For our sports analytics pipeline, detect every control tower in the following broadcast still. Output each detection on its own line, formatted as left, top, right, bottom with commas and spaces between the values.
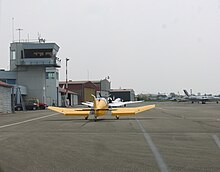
10, 41, 61, 104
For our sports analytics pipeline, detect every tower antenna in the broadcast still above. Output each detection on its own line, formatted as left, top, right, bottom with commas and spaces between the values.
16, 28, 23, 42
37, 32, 45, 43
12, 18, 15, 42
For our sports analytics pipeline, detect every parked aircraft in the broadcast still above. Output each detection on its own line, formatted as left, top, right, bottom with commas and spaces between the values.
82, 97, 143, 108
48, 95, 155, 121
183, 90, 220, 104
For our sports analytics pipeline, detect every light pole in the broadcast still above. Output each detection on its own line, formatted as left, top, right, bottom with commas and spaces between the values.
66, 58, 70, 90
65, 58, 70, 106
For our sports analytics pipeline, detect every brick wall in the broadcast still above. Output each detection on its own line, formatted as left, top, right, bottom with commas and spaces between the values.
0, 86, 12, 113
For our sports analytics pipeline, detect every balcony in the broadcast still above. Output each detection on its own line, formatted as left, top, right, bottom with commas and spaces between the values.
17, 57, 61, 67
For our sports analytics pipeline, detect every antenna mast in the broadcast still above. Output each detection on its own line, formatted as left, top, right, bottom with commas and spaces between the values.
12, 18, 15, 42
16, 28, 23, 42
38, 33, 45, 43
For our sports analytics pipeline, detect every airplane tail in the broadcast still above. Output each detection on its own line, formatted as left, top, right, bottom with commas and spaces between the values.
183, 90, 190, 97
91, 94, 97, 108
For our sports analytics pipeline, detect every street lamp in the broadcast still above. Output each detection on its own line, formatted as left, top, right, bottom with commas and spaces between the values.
65, 58, 70, 106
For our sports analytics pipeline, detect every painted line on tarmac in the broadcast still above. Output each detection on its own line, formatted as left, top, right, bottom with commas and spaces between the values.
136, 118, 169, 172
212, 134, 220, 149
156, 107, 169, 111
0, 113, 59, 129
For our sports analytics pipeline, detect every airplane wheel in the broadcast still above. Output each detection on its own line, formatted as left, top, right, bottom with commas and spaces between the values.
85, 116, 88, 120
116, 115, 119, 120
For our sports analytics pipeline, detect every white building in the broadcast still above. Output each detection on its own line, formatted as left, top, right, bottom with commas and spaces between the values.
0, 81, 13, 113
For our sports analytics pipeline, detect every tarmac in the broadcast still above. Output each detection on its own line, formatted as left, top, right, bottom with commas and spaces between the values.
0, 102, 220, 172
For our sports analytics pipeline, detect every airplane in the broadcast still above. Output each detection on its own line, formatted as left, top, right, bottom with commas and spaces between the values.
183, 90, 220, 104
48, 95, 155, 121
171, 96, 188, 102
82, 97, 143, 108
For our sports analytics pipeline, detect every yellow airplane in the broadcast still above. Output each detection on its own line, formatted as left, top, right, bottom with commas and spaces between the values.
48, 95, 155, 121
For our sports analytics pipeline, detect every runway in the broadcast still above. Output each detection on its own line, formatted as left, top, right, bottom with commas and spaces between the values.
0, 102, 220, 172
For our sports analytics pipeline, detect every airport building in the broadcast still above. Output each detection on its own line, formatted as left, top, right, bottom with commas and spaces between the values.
0, 41, 63, 106
0, 81, 13, 113
110, 89, 135, 101
10, 42, 61, 104
59, 81, 97, 103
92, 79, 111, 98
59, 79, 111, 103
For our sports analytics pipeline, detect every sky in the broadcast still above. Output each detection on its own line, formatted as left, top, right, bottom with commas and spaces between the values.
1, 0, 220, 95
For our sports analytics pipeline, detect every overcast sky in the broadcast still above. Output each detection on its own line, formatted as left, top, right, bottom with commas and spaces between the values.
1, 0, 220, 94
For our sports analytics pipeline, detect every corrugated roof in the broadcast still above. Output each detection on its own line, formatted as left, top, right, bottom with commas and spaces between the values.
0, 81, 13, 88
110, 89, 134, 92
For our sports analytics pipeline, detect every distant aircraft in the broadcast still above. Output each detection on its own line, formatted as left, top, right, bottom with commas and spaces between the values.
48, 95, 155, 121
183, 90, 220, 104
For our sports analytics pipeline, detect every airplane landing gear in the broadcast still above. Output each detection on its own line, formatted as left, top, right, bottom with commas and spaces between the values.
85, 116, 88, 120
94, 116, 97, 122
116, 115, 119, 120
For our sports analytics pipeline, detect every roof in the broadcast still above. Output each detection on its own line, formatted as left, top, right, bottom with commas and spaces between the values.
58, 87, 77, 95
91, 81, 100, 84
92, 79, 110, 84
0, 81, 13, 88
59, 80, 97, 88
59, 81, 89, 85
110, 89, 134, 92
11, 42, 60, 51
60, 79, 111, 85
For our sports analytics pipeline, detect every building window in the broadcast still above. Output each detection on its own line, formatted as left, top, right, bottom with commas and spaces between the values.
6, 79, 16, 85
21, 50, 24, 59
46, 72, 55, 79
11, 51, 16, 60
24, 49, 53, 58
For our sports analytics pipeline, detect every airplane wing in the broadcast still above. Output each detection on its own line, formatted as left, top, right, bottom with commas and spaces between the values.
82, 102, 94, 107
109, 100, 143, 107
111, 105, 155, 116
48, 106, 91, 116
